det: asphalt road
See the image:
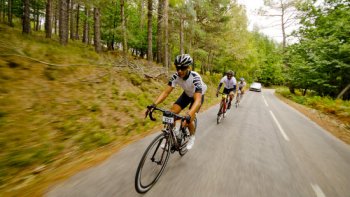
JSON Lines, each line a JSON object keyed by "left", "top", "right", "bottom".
{"left": 46, "top": 89, "right": 350, "bottom": 197}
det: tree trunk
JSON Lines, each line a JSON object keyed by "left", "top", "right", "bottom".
{"left": 22, "top": 0, "right": 31, "bottom": 34}
{"left": 93, "top": 7, "right": 102, "bottom": 53}
{"left": 163, "top": 0, "right": 168, "bottom": 67}
{"left": 54, "top": 0, "right": 58, "bottom": 35}
{"left": 59, "top": 0, "right": 68, "bottom": 45}
{"left": 139, "top": 0, "right": 144, "bottom": 29}
{"left": 156, "top": 0, "right": 163, "bottom": 63}
{"left": 45, "top": 0, "right": 52, "bottom": 38}
{"left": 179, "top": 14, "right": 184, "bottom": 54}
{"left": 121, "top": 0, "right": 127, "bottom": 54}
{"left": 82, "top": 6, "right": 88, "bottom": 44}
{"left": 87, "top": 8, "right": 91, "bottom": 44}
{"left": 281, "top": 3, "right": 286, "bottom": 51}
{"left": 75, "top": 4, "right": 80, "bottom": 39}
{"left": 303, "top": 88, "right": 307, "bottom": 96}
{"left": 147, "top": 0, "right": 153, "bottom": 61}
{"left": 2, "top": 0, "right": 6, "bottom": 22}
{"left": 35, "top": 6, "right": 40, "bottom": 31}
{"left": 70, "top": 0, "right": 74, "bottom": 40}
{"left": 7, "top": 0, "right": 13, "bottom": 26}
{"left": 0, "top": 0, "right": 3, "bottom": 22}
{"left": 337, "top": 84, "right": 350, "bottom": 100}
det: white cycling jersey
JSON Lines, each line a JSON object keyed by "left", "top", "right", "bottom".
{"left": 220, "top": 75, "right": 237, "bottom": 89}
{"left": 168, "top": 71, "right": 207, "bottom": 97}
{"left": 238, "top": 81, "right": 246, "bottom": 88}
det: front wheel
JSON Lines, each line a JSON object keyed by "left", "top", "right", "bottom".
{"left": 135, "top": 133, "right": 171, "bottom": 193}
{"left": 217, "top": 103, "right": 224, "bottom": 124}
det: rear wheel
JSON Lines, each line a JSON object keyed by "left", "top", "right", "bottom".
{"left": 135, "top": 133, "right": 171, "bottom": 193}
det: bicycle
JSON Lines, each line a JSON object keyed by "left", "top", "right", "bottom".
{"left": 235, "top": 89, "right": 242, "bottom": 108}
{"left": 135, "top": 106, "right": 197, "bottom": 193}
{"left": 217, "top": 92, "right": 231, "bottom": 124}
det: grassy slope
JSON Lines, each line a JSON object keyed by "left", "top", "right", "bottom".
{"left": 0, "top": 24, "right": 219, "bottom": 196}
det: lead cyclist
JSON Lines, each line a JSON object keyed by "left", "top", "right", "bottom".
{"left": 145, "top": 54, "right": 207, "bottom": 150}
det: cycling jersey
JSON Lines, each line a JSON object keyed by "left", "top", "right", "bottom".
{"left": 168, "top": 71, "right": 207, "bottom": 97}
{"left": 238, "top": 81, "right": 246, "bottom": 89}
{"left": 220, "top": 76, "right": 237, "bottom": 89}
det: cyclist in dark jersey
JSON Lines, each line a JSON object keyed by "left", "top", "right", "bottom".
{"left": 146, "top": 54, "right": 207, "bottom": 150}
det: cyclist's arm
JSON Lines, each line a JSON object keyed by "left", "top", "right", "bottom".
{"left": 217, "top": 83, "right": 223, "bottom": 92}
{"left": 153, "top": 86, "right": 174, "bottom": 106}
{"left": 188, "top": 92, "right": 202, "bottom": 121}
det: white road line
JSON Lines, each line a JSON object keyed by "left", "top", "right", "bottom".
{"left": 269, "top": 110, "right": 290, "bottom": 141}
{"left": 263, "top": 98, "right": 269, "bottom": 106}
{"left": 311, "top": 183, "right": 326, "bottom": 197}
{"left": 262, "top": 94, "right": 268, "bottom": 106}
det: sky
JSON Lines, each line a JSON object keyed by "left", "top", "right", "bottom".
{"left": 237, "top": 0, "right": 289, "bottom": 43}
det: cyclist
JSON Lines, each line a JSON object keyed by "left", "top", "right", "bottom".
{"left": 238, "top": 77, "right": 246, "bottom": 95}
{"left": 216, "top": 70, "right": 237, "bottom": 109}
{"left": 146, "top": 54, "right": 207, "bottom": 150}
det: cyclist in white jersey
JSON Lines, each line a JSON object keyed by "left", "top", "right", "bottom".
{"left": 216, "top": 70, "right": 237, "bottom": 109}
{"left": 238, "top": 77, "right": 246, "bottom": 95}
{"left": 146, "top": 54, "right": 207, "bottom": 150}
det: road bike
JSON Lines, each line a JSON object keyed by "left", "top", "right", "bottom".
{"left": 217, "top": 92, "right": 231, "bottom": 124}
{"left": 235, "top": 89, "right": 242, "bottom": 108}
{"left": 135, "top": 106, "right": 197, "bottom": 193}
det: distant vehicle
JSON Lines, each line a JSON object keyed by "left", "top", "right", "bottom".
{"left": 249, "top": 82, "right": 262, "bottom": 92}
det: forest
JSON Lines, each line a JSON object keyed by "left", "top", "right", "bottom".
{"left": 0, "top": 0, "right": 349, "bottom": 98}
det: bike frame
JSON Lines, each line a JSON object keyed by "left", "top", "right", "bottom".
{"left": 149, "top": 107, "right": 189, "bottom": 151}
{"left": 219, "top": 93, "right": 230, "bottom": 114}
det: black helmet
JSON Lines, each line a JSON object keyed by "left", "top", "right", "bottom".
{"left": 174, "top": 54, "right": 193, "bottom": 68}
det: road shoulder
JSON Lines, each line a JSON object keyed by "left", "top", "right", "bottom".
{"left": 275, "top": 93, "right": 350, "bottom": 145}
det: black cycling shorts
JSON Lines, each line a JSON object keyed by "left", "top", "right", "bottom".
{"left": 223, "top": 86, "right": 236, "bottom": 95}
{"left": 175, "top": 92, "right": 205, "bottom": 110}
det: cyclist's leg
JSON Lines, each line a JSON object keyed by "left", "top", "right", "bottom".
{"left": 174, "top": 92, "right": 193, "bottom": 132}
{"left": 188, "top": 94, "right": 204, "bottom": 132}
{"left": 172, "top": 92, "right": 187, "bottom": 113}
{"left": 223, "top": 88, "right": 230, "bottom": 111}
{"left": 228, "top": 89, "right": 234, "bottom": 109}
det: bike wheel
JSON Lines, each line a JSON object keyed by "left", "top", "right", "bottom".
{"left": 179, "top": 118, "right": 197, "bottom": 156}
{"left": 217, "top": 104, "right": 223, "bottom": 124}
{"left": 135, "top": 133, "right": 171, "bottom": 193}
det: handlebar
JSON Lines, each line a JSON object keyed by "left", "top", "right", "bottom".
{"left": 146, "top": 105, "right": 189, "bottom": 123}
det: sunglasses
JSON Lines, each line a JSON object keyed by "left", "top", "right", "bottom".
{"left": 227, "top": 75, "right": 232, "bottom": 77}
{"left": 175, "top": 66, "right": 188, "bottom": 71}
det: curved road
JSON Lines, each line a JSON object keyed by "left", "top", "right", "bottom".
{"left": 47, "top": 89, "right": 350, "bottom": 197}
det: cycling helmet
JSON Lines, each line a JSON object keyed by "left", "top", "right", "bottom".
{"left": 240, "top": 77, "right": 245, "bottom": 81}
{"left": 227, "top": 70, "right": 234, "bottom": 76}
{"left": 174, "top": 54, "right": 193, "bottom": 68}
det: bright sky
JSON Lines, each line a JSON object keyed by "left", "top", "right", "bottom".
{"left": 237, "top": 0, "right": 287, "bottom": 43}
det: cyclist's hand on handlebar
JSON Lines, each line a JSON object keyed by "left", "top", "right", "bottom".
{"left": 185, "top": 115, "right": 191, "bottom": 124}
{"left": 181, "top": 115, "right": 192, "bottom": 128}
{"left": 145, "top": 104, "right": 156, "bottom": 118}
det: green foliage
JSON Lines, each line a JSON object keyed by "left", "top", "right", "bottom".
{"left": 276, "top": 87, "right": 350, "bottom": 117}
{"left": 285, "top": 0, "right": 350, "bottom": 99}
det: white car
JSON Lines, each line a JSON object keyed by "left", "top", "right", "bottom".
{"left": 249, "top": 82, "right": 262, "bottom": 92}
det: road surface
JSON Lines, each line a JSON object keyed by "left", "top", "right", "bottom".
{"left": 47, "top": 89, "right": 350, "bottom": 197}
